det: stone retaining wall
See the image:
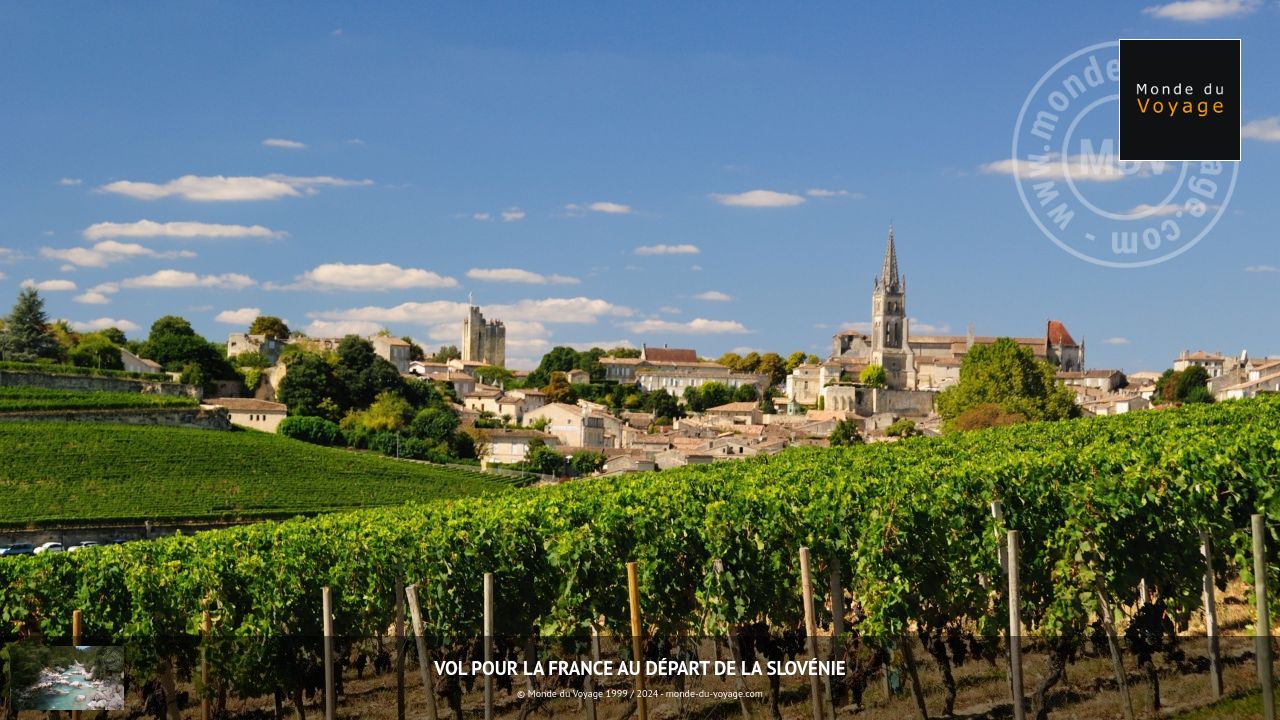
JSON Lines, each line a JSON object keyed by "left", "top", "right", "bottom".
{"left": 0, "top": 369, "right": 200, "bottom": 398}
{"left": 0, "top": 405, "right": 231, "bottom": 430}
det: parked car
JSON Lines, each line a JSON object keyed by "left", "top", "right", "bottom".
{"left": 0, "top": 543, "right": 35, "bottom": 556}
{"left": 34, "top": 542, "right": 64, "bottom": 554}
{"left": 68, "top": 541, "right": 100, "bottom": 553}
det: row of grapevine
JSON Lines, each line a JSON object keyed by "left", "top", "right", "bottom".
{"left": 3, "top": 397, "right": 1280, "bottom": 718}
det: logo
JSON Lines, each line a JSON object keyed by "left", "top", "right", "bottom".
{"left": 1012, "top": 41, "right": 1238, "bottom": 268}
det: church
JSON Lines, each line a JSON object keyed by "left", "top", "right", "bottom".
{"left": 787, "top": 227, "right": 1084, "bottom": 406}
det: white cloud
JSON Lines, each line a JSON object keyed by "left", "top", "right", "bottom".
{"left": 59, "top": 177, "right": 82, "bottom": 186}
{"left": 566, "top": 339, "right": 635, "bottom": 351}
{"left": 279, "top": 263, "right": 459, "bottom": 291}
{"left": 806, "top": 188, "right": 864, "bottom": 199}
{"left": 69, "top": 317, "right": 140, "bottom": 332}
{"left": 310, "top": 297, "right": 632, "bottom": 327}
{"left": 84, "top": 220, "right": 282, "bottom": 241}
{"left": 466, "top": 268, "right": 579, "bottom": 285}
{"left": 711, "top": 189, "right": 805, "bottom": 208}
{"left": 658, "top": 306, "right": 681, "bottom": 315}
{"left": 621, "top": 318, "right": 749, "bottom": 335}
{"left": 472, "top": 212, "right": 492, "bottom": 221}
{"left": 122, "top": 270, "right": 255, "bottom": 290}
{"left": 1103, "top": 337, "right": 1132, "bottom": 345}
{"left": 73, "top": 291, "right": 111, "bottom": 305}
{"left": 215, "top": 307, "right": 263, "bottom": 325}
{"left": 1126, "top": 202, "right": 1221, "bottom": 217}
{"left": 1245, "top": 265, "right": 1279, "bottom": 273}
{"left": 20, "top": 278, "right": 77, "bottom": 292}
{"left": 501, "top": 207, "right": 526, "bottom": 222}
{"left": 99, "top": 174, "right": 372, "bottom": 201}
{"left": 635, "top": 244, "right": 700, "bottom": 256}
{"left": 345, "top": 138, "right": 366, "bottom": 145}
{"left": 303, "top": 319, "right": 386, "bottom": 337}
{"left": 262, "top": 138, "right": 307, "bottom": 149}
{"left": 41, "top": 241, "right": 197, "bottom": 268}
{"left": 694, "top": 290, "right": 732, "bottom": 302}
{"left": 0, "top": 271, "right": 5, "bottom": 280}
{"left": 589, "top": 201, "right": 632, "bottom": 215}
{"left": 1242, "top": 117, "right": 1280, "bottom": 142}
{"left": 0, "top": 248, "right": 25, "bottom": 263}
{"left": 1143, "top": 0, "right": 1259, "bottom": 21}
{"left": 980, "top": 154, "right": 1171, "bottom": 183}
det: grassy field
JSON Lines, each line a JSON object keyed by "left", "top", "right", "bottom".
{"left": 0, "top": 386, "right": 198, "bottom": 412}
{"left": 0, "top": 422, "right": 513, "bottom": 527}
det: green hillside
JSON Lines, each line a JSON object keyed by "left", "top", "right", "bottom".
{"left": 0, "top": 386, "right": 198, "bottom": 412}
{"left": 0, "top": 422, "right": 512, "bottom": 527}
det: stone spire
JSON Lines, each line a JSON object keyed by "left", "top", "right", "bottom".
{"left": 877, "top": 224, "right": 901, "bottom": 292}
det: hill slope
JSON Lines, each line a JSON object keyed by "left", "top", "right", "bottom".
{"left": 0, "top": 422, "right": 511, "bottom": 527}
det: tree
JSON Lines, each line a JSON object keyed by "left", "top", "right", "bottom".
{"left": 860, "top": 364, "right": 887, "bottom": 389}
{"left": 475, "top": 365, "right": 515, "bottom": 387}
{"left": 524, "top": 438, "right": 565, "bottom": 476}
{"left": 949, "top": 403, "right": 1027, "bottom": 432}
{"left": 67, "top": 332, "right": 124, "bottom": 370}
{"left": 278, "top": 352, "right": 344, "bottom": 420}
{"left": 49, "top": 319, "right": 79, "bottom": 361}
{"left": 528, "top": 346, "right": 579, "bottom": 387}
{"left": 278, "top": 416, "right": 345, "bottom": 446}
{"left": 543, "top": 371, "right": 578, "bottom": 404}
{"left": 0, "top": 288, "right": 60, "bottom": 362}
{"left": 828, "top": 418, "right": 864, "bottom": 446}
{"left": 1175, "top": 365, "right": 1213, "bottom": 403}
{"left": 410, "top": 406, "right": 460, "bottom": 443}
{"left": 885, "top": 418, "right": 920, "bottom": 437}
{"left": 785, "top": 351, "right": 808, "bottom": 374}
{"left": 353, "top": 391, "right": 415, "bottom": 432}
{"left": 401, "top": 336, "right": 425, "bottom": 362}
{"left": 684, "top": 382, "right": 733, "bottom": 412}
{"left": 646, "top": 389, "right": 685, "bottom": 422}
{"left": 759, "top": 387, "right": 777, "bottom": 414}
{"left": 248, "top": 315, "right": 290, "bottom": 339}
{"left": 335, "top": 335, "right": 404, "bottom": 408}
{"left": 570, "top": 450, "right": 606, "bottom": 476}
{"left": 935, "top": 338, "right": 1079, "bottom": 431}
{"left": 141, "top": 315, "right": 236, "bottom": 389}
{"left": 99, "top": 327, "right": 128, "bottom": 346}
{"left": 428, "top": 345, "right": 461, "bottom": 363}
{"left": 757, "top": 352, "right": 787, "bottom": 386}
{"left": 732, "top": 384, "right": 758, "bottom": 402}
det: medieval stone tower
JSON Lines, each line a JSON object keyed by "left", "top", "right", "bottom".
{"left": 869, "top": 225, "right": 915, "bottom": 390}
{"left": 461, "top": 303, "right": 506, "bottom": 367}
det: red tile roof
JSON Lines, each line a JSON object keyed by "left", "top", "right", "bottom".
{"left": 641, "top": 346, "right": 699, "bottom": 363}
{"left": 1047, "top": 320, "right": 1076, "bottom": 347}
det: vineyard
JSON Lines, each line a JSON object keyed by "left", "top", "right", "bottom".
{"left": 0, "top": 423, "right": 512, "bottom": 527}
{"left": 0, "top": 360, "right": 168, "bottom": 381}
{"left": 0, "top": 386, "right": 198, "bottom": 412}
{"left": 2, "top": 397, "right": 1280, "bottom": 719}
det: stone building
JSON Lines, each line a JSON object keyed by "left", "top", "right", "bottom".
{"left": 208, "top": 397, "right": 288, "bottom": 433}
{"left": 461, "top": 303, "right": 506, "bottom": 367}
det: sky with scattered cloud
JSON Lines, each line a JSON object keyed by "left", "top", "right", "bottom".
{"left": 0, "top": 3, "right": 1277, "bottom": 370}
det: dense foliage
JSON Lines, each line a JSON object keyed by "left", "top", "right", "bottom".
{"left": 0, "top": 289, "right": 60, "bottom": 362}
{"left": 0, "top": 387, "right": 197, "bottom": 412}
{"left": 276, "top": 415, "right": 345, "bottom": 446}
{"left": 3, "top": 398, "right": 1280, "bottom": 718}
{"left": 936, "top": 337, "right": 1079, "bottom": 430}
{"left": 0, "top": 423, "right": 509, "bottom": 526}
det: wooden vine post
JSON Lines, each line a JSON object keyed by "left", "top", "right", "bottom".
{"left": 798, "top": 547, "right": 824, "bottom": 720}
{"left": 1093, "top": 581, "right": 1136, "bottom": 720}
{"left": 395, "top": 579, "right": 407, "bottom": 720}
{"left": 626, "top": 561, "right": 649, "bottom": 720}
{"left": 72, "top": 610, "right": 83, "bottom": 720}
{"left": 201, "top": 609, "right": 212, "bottom": 720}
{"left": 323, "top": 586, "right": 335, "bottom": 720}
{"left": 1254, "top": 514, "right": 1275, "bottom": 720}
{"left": 1006, "top": 530, "right": 1025, "bottom": 720}
{"left": 826, "top": 557, "right": 842, "bottom": 718}
{"left": 404, "top": 584, "right": 440, "bottom": 720}
{"left": 484, "top": 572, "right": 495, "bottom": 720}
{"left": 1201, "top": 531, "right": 1222, "bottom": 699}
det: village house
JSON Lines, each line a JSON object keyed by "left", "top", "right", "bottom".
{"left": 119, "top": 347, "right": 163, "bottom": 375}
{"left": 523, "top": 402, "right": 610, "bottom": 449}
{"left": 601, "top": 344, "right": 768, "bottom": 394}
{"left": 478, "top": 428, "right": 558, "bottom": 466}
{"left": 207, "top": 397, "right": 289, "bottom": 432}
{"left": 703, "top": 401, "right": 763, "bottom": 426}
{"left": 371, "top": 335, "right": 412, "bottom": 373}
{"left": 1173, "top": 350, "right": 1235, "bottom": 378}
{"left": 1058, "top": 369, "right": 1127, "bottom": 392}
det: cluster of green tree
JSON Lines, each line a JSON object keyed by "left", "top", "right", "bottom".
{"left": 0, "top": 290, "right": 243, "bottom": 394}
{"left": 714, "top": 350, "right": 821, "bottom": 387}
{"left": 683, "top": 381, "right": 768, "bottom": 412}
{"left": 935, "top": 337, "right": 1080, "bottom": 432}
{"left": 828, "top": 418, "right": 863, "bottom": 446}
{"left": 1152, "top": 365, "right": 1214, "bottom": 405}
{"left": 275, "top": 335, "right": 473, "bottom": 462}
{"left": 523, "top": 345, "right": 639, "bottom": 387}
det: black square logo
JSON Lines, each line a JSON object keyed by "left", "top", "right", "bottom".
{"left": 1119, "top": 39, "right": 1240, "bottom": 161}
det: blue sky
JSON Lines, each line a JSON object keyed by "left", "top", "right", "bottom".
{"left": 0, "top": 1, "right": 1276, "bottom": 370}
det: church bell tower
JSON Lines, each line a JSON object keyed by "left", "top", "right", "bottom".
{"left": 869, "top": 225, "right": 913, "bottom": 389}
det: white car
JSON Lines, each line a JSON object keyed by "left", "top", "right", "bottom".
{"left": 34, "top": 542, "right": 64, "bottom": 554}
{"left": 68, "top": 541, "right": 99, "bottom": 553}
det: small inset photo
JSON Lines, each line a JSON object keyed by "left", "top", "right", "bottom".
{"left": 8, "top": 645, "right": 125, "bottom": 712}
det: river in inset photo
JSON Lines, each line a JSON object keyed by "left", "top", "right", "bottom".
{"left": 9, "top": 645, "right": 124, "bottom": 711}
